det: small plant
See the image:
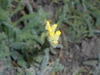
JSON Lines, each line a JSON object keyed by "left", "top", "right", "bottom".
{"left": 45, "top": 21, "right": 61, "bottom": 48}
{"left": 0, "top": 0, "right": 63, "bottom": 75}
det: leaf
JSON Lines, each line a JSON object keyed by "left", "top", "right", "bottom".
{"left": 33, "top": 56, "right": 43, "bottom": 63}
{"left": 50, "top": 59, "right": 64, "bottom": 72}
{"left": 40, "top": 48, "right": 49, "bottom": 71}
{"left": 11, "top": 51, "right": 19, "bottom": 60}
{"left": 11, "top": 0, "right": 23, "bottom": 16}
{"left": 95, "top": 17, "right": 100, "bottom": 27}
{"left": 51, "top": 64, "right": 64, "bottom": 72}
{"left": 14, "top": 28, "right": 21, "bottom": 41}
{"left": 0, "top": 7, "right": 9, "bottom": 21}
{"left": 10, "top": 42, "right": 26, "bottom": 50}
{"left": 0, "top": 0, "right": 11, "bottom": 10}
{"left": 0, "top": 45, "right": 11, "bottom": 58}
{"left": 0, "top": 42, "right": 11, "bottom": 67}
{"left": 17, "top": 56, "right": 27, "bottom": 68}
{"left": 0, "top": 33, "right": 7, "bottom": 40}
{"left": 83, "top": 60, "right": 98, "bottom": 66}
{"left": 13, "top": 13, "right": 38, "bottom": 26}
{"left": 1, "top": 22, "right": 14, "bottom": 38}
{"left": 57, "top": 3, "right": 68, "bottom": 28}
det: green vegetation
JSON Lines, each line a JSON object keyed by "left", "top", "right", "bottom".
{"left": 56, "top": 0, "right": 100, "bottom": 42}
{"left": 0, "top": 0, "right": 100, "bottom": 75}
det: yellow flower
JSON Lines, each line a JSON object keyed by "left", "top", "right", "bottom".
{"left": 52, "top": 41, "right": 58, "bottom": 45}
{"left": 45, "top": 21, "right": 50, "bottom": 30}
{"left": 47, "top": 27, "right": 52, "bottom": 32}
{"left": 45, "top": 21, "right": 61, "bottom": 47}
{"left": 49, "top": 32, "right": 54, "bottom": 37}
{"left": 55, "top": 30, "right": 61, "bottom": 36}
{"left": 51, "top": 24, "right": 57, "bottom": 32}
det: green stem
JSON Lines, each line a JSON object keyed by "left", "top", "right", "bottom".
{"left": 40, "top": 38, "right": 50, "bottom": 50}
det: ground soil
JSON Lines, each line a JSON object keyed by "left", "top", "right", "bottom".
{"left": 0, "top": 0, "right": 100, "bottom": 75}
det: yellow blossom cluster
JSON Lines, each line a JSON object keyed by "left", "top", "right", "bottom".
{"left": 45, "top": 21, "right": 61, "bottom": 47}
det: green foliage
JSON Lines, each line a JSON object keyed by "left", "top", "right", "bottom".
{"left": 0, "top": 0, "right": 64, "bottom": 75}
{"left": 40, "top": 49, "right": 49, "bottom": 71}
{"left": 0, "top": 0, "right": 11, "bottom": 10}
{"left": 1, "top": 0, "right": 99, "bottom": 74}
{"left": 0, "top": 7, "right": 9, "bottom": 22}
{"left": 56, "top": 0, "right": 100, "bottom": 42}
{"left": 32, "top": 49, "right": 64, "bottom": 75}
